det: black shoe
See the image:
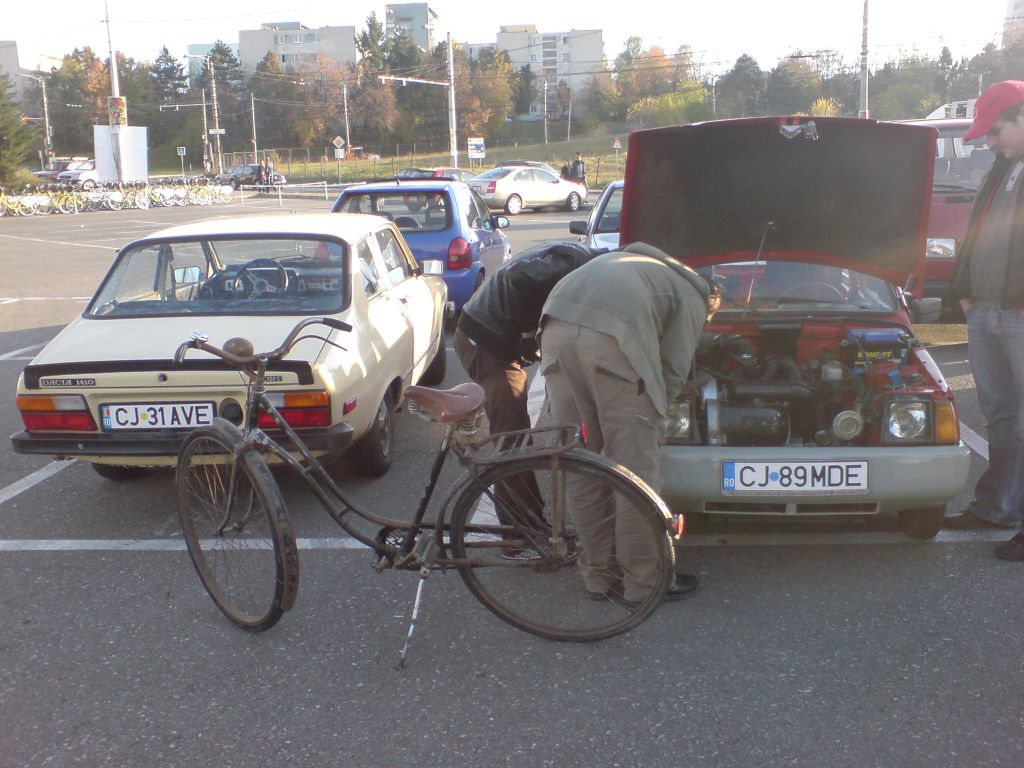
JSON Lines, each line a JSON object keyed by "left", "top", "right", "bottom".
{"left": 665, "top": 573, "right": 700, "bottom": 601}
{"left": 943, "top": 511, "right": 1015, "bottom": 530}
{"left": 995, "top": 533, "right": 1024, "bottom": 561}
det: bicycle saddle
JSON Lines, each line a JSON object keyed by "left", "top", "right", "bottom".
{"left": 404, "top": 382, "right": 485, "bottom": 423}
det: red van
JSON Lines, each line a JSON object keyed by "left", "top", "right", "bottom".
{"left": 901, "top": 118, "right": 995, "bottom": 309}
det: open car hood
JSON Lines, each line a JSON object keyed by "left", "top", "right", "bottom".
{"left": 620, "top": 117, "right": 936, "bottom": 285}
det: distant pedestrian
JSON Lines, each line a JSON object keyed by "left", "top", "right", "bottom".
{"left": 560, "top": 159, "right": 572, "bottom": 179}
{"left": 570, "top": 151, "right": 587, "bottom": 185}
{"left": 945, "top": 80, "right": 1024, "bottom": 563}
{"left": 256, "top": 159, "right": 268, "bottom": 191}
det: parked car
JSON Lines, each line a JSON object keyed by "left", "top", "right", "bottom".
{"left": 495, "top": 159, "right": 562, "bottom": 177}
{"left": 569, "top": 180, "right": 623, "bottom": 251}
{"left": 332, "top": 179, "right": 511, "bottom": 311}
{"left": 900, "top": 118, "right": 996, "bottom": 308}
{"left": 11, "top": 213, "right": 448, "bottom": 479}
{"left": 214, "top": 164, "right": 287, "bottom": 189}
{"left": 395, "top": 167, "right": 476, "bottom": 183}
{"left": 57, "top": 159, "right": 98, "bottom": 189}
{"left": 470, "top": 166, "right": 586, "bottom": 215}
{"left": 619, "top": 117, "right": 970, "bottom": 539}
{"left": 34, "top": 157, "right": 90, "bottom": 182}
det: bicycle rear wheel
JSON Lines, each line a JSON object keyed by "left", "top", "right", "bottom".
{"left": 449, "top": 450, "right": 674, "bottom": 642}
{"left": 177, "top": 421, "right": 298, "bottom": 631}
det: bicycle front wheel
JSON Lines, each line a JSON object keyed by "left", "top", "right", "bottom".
{"left": 177, "top": 421, "right": 298, "bottom": 631}
{"left": 450, "top": 451, "right": 674, "bottom": 642}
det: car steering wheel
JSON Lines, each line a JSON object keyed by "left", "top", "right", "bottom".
{"left": 775, "top": 281, "right": 845, "bottom": 302}
{"left": 237, "top": 258, "right": 289, "bottom": 298}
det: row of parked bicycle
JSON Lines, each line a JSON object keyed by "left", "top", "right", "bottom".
{"left": 0, "top": 178, "right": 237, "bottom": 216}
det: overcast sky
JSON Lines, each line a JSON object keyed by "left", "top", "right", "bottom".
{"left": 6, "top": 0, "right": 1013, "bottom": 74}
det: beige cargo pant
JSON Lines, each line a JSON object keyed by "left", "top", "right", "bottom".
{"left": 539, "top": 318, "right": 662, "bottom": 602}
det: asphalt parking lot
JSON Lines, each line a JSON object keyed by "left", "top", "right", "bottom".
{"left": 1, "top": 200, "right": 1021, "bottom": 768}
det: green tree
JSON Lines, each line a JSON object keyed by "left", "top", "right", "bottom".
{"left": 356, "top": 12, "right": 387, "bottom": 72}
{"left": 511, "top": 64, "right": 535, "bottom": 116}
{"left": 765, "top": 57, "right": 821, "bottom": 114}
{"left": 716, "top": 54, "right": 766, "bottom": 117}
{"left": 0, "top": 73, "right": 38, "bottom": 182}
{"left": 627, "top": 80, "right": 712, "bottom": 127}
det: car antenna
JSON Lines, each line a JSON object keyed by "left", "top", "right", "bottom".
{"left": 742, "top": 219, "right": 776, "bottom": 313}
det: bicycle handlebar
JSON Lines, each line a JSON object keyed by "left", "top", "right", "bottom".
{"left": 173, "top": 316, "right": 352, "bottom": 367}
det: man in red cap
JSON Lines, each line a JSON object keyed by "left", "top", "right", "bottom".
{"left": 945, "top": 81, "right": 1024, "bottom": 562}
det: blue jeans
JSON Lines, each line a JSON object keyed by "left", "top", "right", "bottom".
{"left": 966, "top": 305, "right": 1024, "bottom": 528}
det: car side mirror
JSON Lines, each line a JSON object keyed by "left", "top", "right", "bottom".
{"left": 421, "top": 259, "right": 445, "bottom": 276}
{"left": 909, "top": 296, "right": 943, "bottom": 324}
{"left": 490, "top": 215, "right": 510, "bottom": 229}
{"left": 569, "top": 221, "right": 587, "bottom": 235}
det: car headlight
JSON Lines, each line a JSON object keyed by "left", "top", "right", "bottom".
{"left": 661, "top": 401, "right": 695, "bottom": 444}
{"left": 884, "top": 400, "right": 931, "bottom": 443}
{"left": 925, "top": 238, "right": 956, "bottom": 259}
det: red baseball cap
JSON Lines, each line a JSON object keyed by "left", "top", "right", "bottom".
{"left": 964, "top": 80, "right": 1024, "bottom": 141}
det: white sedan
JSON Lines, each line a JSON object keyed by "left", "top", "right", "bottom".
{"left": 11, "top": 213, "right": 448, "bottom": 479}
{"left": 470, "top": 166, "right": 587, "bottom": 215}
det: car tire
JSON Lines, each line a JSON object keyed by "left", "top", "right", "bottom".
{"left": 419, "top": 339, "right": 448, "bottom": 386}
{"left": 351, "top": 390, "right": 394, "bottom": 477}
{"left": 92, "top": 464, "right": 146, "bottom": 481}
{"left": 231, "top": 179, "right": 240, "bottom": 190}
{"left": 898, "top": 507, "right": 945, "bottom": 540}
{"left": 504, "top": 195, "right": 523, "bottom": 215}
{"left": 81, "top": 179, "right": 96, "bottom": 191}
{"left": 565, "top": 192, "right": 581, "bottom": 212}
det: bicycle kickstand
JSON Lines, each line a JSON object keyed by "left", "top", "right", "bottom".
{"left": 396, "top": 537, "right": 439, "bottom": 670}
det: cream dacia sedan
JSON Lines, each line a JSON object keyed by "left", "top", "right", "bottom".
{"left": 11, "top": 213, "right": 448, "bottom": 480}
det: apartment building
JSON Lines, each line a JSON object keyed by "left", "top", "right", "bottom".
{"left": 237, "top": 22, "right": 357, "bottom": 72}
{"left": 385, "top": 3, "right": 437, "bottom": 52}
{"left": 494, "top": 25, "right": 604, "bottom": 118}
{"left": 1005, "top": 0, "right": 1024, "bottom": 46}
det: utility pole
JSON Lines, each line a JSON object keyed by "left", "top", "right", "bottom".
{"left": 447, "top": 32, "right": 458, "bottom": 168}
{"left": 566, "top": 96, "right": 572, "bottom": 142}
{"left": 18, "top": 74, "right": 51, "bottom": 164}
{"left": 251, "top": 92, "right": 258, "bottom": 162}
{"left": 185, "top": 54, "right": 222, "bottom": 173}
{"left": 158, "top": 92, "right": 210, "bottom": 172}
{"left": 104, "top": 0, "right": 125, "bottom": 182}
{"left": 343, "top": 83, "right": 351, "bottom": 155}
{"left": 859, "top": 0, "right": 870, "bottom": 118}
{"left": 543, "top": 80, "right": 548, "bottom": 144}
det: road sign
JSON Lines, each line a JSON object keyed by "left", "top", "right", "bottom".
{"left": 612, "top": 137, "right": 622, "bottom": 150}
{"left": 332, "top": 135, "right": 345, "bottom": 149}
{"left": 176, "top": 146, "right": 187, "bottom": 156}
{"left": 208, "top": 128, "right": 226, "bottom": 136}
{"left": 467, "top": 137, "right": 485, "bottom": 159}
{"left": 334, "top": 148, "right": 344, "bottom": 160}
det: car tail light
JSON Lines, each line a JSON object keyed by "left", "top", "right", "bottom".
{"left": 447, "top": 237, "right": 473, "bottom": 270}
{"left": 486, "top": 181, "right": 496, "bottom": 194}
{"left": 257, "top": 390, "right": 331, "bottom": 429}
{"left": 18, "top": 394, "right": 97, "bottom": 431}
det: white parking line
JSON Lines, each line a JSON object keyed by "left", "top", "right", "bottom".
{"left": 0, "top": 530, "right": 1011, "bottom": 553}
{"left": 0, "top": 343, "right": 44, "bottom": 360}
{"left": 0, "top": 234, "right": 115, "bottom": 250}
{"left": 0, "top": 460, "right": 75, "bottom": 506}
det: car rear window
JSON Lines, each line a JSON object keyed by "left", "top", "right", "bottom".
{"left": 475, "top": 168, "right": 512, "bottom": 180}
{"left": 334, "top": 191, "right": 452, "bottom": 232}
{"left": 86, "top": 237, "right": 349, "bottom": 317}
{"left": 933, "top": 130, "right": 994, "bottom": 191}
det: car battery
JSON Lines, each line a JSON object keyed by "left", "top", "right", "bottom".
{"left": 841, "top": 328, "right": 909, "bottom": 371}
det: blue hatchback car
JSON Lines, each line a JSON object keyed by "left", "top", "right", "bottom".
{"left": 332, "top": 180, "right": 512, "bottom": 310}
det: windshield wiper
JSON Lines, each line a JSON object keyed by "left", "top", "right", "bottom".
{"left": 933, "top": 182, "right": 977, "bottom": 193}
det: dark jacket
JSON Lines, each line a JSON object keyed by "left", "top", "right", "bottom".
{"left": 951, "top": 155, "right": 1024, "bottom": 305}
{"left": 458, "top": 241, "right": 598, "bottom": 364}
{"left": 570, "top": 158, "right": 586, "bottom": 182}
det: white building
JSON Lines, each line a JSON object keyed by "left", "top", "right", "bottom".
{"left": 494, "top": 25, "right": 604, "bottom": 118}
{"left": 238, "top": 22, "right": 356, "bottom": 72}
{"left": 1005, "top": 0, "right": 1024, "bottom": 46}
{"left": 385, "top": 3, "right": 437, "bottom": 52}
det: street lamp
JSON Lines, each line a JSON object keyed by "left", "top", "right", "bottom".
{"left": 184, "top": 53, "right": 223, "bottom": 173}
{"left": 18, "top": 73, "right": 52, "bottom": 165}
